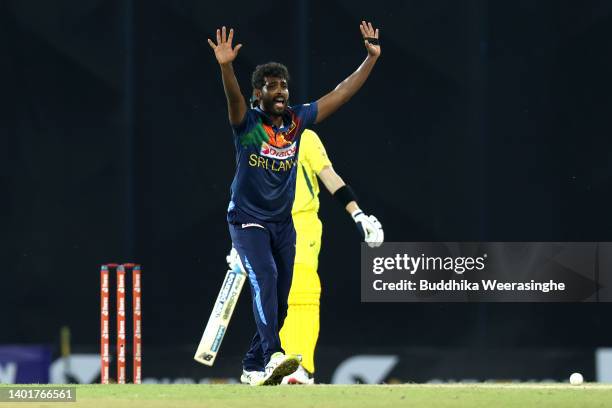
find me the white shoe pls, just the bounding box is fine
[281,365,314,385]
[253,352,300,386]
[240,369,264,385]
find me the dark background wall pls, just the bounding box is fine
[2,0,612,364]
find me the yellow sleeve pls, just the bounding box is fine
[301,129,332,174]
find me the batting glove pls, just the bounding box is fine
[226,247,242,272]
[352,210,384,248]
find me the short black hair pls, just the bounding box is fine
[251,62,290,90]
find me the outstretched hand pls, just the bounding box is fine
[360,21,381,58]
[207,26,243,65]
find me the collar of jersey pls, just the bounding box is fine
[254,107,293,132]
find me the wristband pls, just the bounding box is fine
[351,210,363,219]
[334,185,358,208]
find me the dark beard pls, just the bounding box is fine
[262,98,286,116]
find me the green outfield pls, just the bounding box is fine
[1,384,612,408]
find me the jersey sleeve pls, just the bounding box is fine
[293,102,318,128]
[231,109,268,149]
[231,109,258,136]
[302,129,332,174]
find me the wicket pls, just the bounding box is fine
[100,263,142,384]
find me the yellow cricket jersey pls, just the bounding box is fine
[291,129,332,216]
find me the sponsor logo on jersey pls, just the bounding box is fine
[260,142,297,160]
[242,223,265,229]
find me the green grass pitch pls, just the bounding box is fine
[1,384,612,408]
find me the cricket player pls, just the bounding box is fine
[280,129,384,384]
[207,22,381,385]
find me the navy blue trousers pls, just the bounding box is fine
[228,207,296,371]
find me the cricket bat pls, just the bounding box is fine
[194,261,247,366]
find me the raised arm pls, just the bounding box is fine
[207,27,247,125]
[315,21,381,124]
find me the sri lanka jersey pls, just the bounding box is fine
[228,103,318,222]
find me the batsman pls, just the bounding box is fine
[280,129,384,384]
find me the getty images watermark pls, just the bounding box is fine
[361,242,612,302]
[371,252,566,292]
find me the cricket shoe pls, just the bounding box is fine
[240,369,264,385]
[281,365,314,385]
[253,352,300,386]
